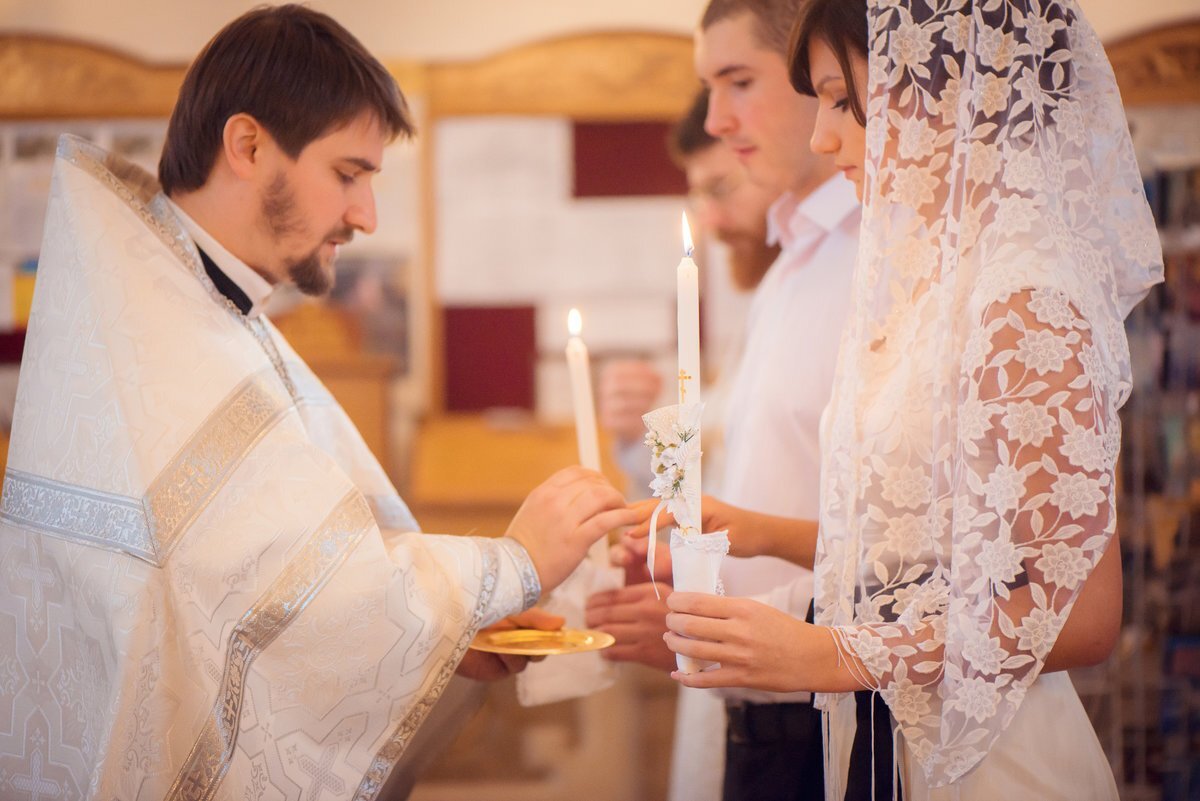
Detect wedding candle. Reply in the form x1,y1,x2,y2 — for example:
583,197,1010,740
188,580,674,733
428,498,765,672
565,308,608,564
565,308,601,471
677,213,702,528
677,213,701,409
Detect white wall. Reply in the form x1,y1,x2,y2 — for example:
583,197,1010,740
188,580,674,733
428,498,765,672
1,0,1195,64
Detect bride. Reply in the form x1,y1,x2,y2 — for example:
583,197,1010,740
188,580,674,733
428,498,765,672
644,0,1164,797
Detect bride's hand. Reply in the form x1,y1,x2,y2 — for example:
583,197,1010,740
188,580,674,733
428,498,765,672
662,593,862,694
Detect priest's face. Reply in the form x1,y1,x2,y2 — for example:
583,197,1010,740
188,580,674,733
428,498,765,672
257,113,385,295
695,12,821,195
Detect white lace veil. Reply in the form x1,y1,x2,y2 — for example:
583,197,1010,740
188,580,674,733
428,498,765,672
812,0,1163,788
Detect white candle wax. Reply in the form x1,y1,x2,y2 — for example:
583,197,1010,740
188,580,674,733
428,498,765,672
565,309,607,564
677,214,702,528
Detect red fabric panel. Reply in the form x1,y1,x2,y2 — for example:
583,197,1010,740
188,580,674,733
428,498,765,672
573,121,688,198
443,306,537,412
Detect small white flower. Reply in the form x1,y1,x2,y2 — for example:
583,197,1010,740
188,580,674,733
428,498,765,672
897,116,938,161
1050,100,1087,146
1118,218,1162,268
937,77,965,124
1015,329,1072,375
1028,288,1075,330
884,513,933,561
977,25,1018,71
976,535,1024,585
1049,472,1107,519
966,141,1002,185
982,463,1026,516
892,235,940,281
1015,607,1064,659
889,19,936,70
842,628,891,681
948,675,1001,723
1061,426,1108,472
976,71,1012,118
961,630,1006,675
1036,541,1092,590
1001,401,1054,447
881,465,933,510
1003,147,1045,193
1024,12,1065,53
890,164,941,208
993,195,1042,234
889,677,932,725
943,13,972,53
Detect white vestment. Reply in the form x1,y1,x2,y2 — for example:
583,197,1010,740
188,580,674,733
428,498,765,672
0,136,541,801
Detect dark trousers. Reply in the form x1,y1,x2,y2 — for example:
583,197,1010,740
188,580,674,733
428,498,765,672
844,691,901,801
722,700,825,801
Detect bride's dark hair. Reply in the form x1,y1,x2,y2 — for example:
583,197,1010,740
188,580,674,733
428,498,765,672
787,0,869,126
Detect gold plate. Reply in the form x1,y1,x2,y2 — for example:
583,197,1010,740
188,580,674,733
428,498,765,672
469,628,615,656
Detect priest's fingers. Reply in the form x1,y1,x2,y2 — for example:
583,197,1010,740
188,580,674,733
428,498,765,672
509,608,565,631
544,465,598,488
576,506,642,546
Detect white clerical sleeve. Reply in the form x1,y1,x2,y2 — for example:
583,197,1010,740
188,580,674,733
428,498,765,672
387,533,541,628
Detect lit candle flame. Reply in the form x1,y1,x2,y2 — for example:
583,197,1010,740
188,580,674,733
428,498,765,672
681,212,694,257
567,307,582,337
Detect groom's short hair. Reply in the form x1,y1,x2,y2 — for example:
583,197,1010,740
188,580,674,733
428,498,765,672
700,0,805,56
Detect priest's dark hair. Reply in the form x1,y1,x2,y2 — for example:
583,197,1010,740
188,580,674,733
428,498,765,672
668,89,719,167
159,4,414,195
787,0,869,126
700,0,805,56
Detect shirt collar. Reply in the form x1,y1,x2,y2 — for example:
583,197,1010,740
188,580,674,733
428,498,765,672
766,174,860,250
166,198,275,319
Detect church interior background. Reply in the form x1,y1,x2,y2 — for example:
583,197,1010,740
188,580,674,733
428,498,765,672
1,0,1198,798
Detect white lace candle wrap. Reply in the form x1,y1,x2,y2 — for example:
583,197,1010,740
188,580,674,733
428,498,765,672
670,528,730,674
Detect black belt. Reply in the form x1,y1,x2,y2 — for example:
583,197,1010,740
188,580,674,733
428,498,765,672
726,701,819,745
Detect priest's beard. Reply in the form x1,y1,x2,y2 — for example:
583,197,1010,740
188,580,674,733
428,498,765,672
261,172,354,296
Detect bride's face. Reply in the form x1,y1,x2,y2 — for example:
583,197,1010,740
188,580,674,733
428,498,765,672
807,38,868,201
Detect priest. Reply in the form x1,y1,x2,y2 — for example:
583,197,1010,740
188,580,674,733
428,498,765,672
0,6,636,800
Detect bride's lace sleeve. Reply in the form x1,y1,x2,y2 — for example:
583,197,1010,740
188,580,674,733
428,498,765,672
832,286,1117,779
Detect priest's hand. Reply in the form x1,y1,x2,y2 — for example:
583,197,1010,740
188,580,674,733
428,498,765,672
585,583,676,672
598,359,662,445
456,608,566,682
662,593,863,694
506,466,641,592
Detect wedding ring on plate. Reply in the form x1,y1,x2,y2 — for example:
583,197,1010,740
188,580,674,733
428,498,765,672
469,628,615,656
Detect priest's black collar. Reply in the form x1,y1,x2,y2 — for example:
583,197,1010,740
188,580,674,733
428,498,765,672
196,247,253,316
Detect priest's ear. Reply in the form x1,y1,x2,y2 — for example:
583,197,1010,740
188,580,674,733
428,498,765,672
221,113,275,181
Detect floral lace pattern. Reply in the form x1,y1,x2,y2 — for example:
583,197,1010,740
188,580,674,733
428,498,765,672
812,0,1163,788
